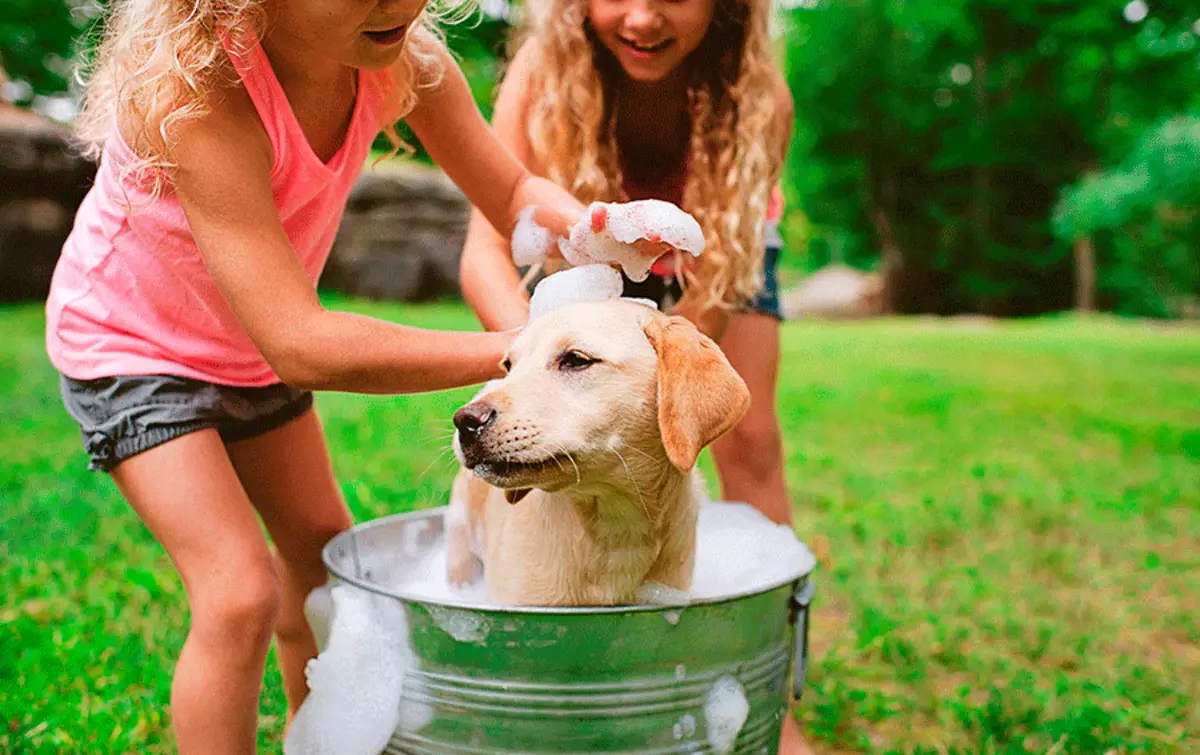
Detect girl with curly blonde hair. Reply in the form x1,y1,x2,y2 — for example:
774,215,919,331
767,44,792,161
460,3,804,738
461,8,806,743
46,0,589,748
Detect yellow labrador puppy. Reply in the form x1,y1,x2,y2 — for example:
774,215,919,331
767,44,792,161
446,299,750,606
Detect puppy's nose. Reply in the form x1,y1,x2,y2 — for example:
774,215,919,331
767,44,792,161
454,402,496,448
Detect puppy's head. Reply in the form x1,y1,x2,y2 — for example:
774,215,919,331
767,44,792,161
453,299,750,502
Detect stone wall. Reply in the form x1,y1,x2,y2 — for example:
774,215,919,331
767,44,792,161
0,115,469,305
321,161,471,302
781,264,885,320
0,106,96,301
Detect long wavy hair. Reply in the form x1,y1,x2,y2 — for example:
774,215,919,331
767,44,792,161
75,0,465,198
519,0,788,312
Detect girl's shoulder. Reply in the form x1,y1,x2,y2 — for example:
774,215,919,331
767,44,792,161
764,68,794,157
502,38,543,89
489,39,544,170
768,69,794,125
114,68,271,179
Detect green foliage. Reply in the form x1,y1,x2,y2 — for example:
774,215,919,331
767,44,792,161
780,0,1200,316
376,13,513,162
3,300,1199,752
0,0,93,99
1053,116,1200,316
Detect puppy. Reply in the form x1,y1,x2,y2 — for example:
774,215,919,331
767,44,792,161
446,299,750,606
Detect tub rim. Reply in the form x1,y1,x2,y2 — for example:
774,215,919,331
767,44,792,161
322,506,816,616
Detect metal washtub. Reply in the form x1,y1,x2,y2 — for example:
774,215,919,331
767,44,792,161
323,508,815,754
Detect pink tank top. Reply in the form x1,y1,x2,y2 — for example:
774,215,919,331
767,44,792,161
46,38,385,386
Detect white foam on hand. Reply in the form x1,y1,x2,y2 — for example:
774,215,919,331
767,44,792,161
511,200,705,281
566,200,705,281
527,264,624,322
511,206,554,267
285,585,413,755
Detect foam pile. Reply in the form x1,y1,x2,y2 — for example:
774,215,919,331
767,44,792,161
704,675,750,754
284,585,414,755
526,264,625,322
690,501,816,600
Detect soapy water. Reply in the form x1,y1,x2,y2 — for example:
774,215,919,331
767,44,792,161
289,503,813,755
399,500,814,606
512,199,705,281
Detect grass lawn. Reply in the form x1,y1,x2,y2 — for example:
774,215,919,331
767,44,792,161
1,298,1197,754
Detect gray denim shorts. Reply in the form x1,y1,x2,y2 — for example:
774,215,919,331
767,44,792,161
60,374,314,472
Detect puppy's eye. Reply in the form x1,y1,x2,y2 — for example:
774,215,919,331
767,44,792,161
501,358,512,373
557,350,598,372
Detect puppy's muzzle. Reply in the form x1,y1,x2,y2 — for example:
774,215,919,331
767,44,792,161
453,401,496,466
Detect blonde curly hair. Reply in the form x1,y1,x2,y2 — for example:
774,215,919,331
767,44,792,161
519,0,788,312
75,0,466,198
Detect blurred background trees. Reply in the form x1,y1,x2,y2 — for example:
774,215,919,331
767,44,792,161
4,0,1198,317
781,0,1200,317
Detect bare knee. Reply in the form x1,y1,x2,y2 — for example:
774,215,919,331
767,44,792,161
190,565,281,655
275,508,352,589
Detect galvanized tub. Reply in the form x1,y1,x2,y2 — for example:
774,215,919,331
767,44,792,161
323,507,815,754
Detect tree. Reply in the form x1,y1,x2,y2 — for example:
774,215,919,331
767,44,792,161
0,0,93,101
1054,116,1200,317
781,0,1200,316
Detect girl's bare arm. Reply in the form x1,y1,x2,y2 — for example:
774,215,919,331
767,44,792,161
170,85,510,394
409,42,546,332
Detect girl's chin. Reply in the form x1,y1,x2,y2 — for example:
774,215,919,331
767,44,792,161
617,59,677,83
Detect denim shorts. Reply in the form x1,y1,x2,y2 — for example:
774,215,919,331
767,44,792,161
60,374,314,472
621,244,783,320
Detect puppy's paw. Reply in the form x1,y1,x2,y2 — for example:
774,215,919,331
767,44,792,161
447,552,484,589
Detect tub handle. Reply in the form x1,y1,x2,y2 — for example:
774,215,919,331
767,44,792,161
791,578,815,702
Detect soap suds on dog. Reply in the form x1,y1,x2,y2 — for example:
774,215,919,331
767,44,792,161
527,264,624,322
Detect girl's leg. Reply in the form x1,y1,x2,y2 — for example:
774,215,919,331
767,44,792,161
780,711,815,755
110,429,280,755
712,313,813,753
712,312,791,525
225,408,352,719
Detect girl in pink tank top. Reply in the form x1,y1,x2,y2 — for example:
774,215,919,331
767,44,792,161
44,0,591,748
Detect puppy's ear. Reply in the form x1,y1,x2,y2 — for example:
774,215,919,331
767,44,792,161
643,315,751,472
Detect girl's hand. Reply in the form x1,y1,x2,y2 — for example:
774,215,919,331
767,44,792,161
510,176,586,259
585,203,684,263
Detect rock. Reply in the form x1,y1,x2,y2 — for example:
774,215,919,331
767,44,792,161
781,264,884,320
0,105,96,302
321,161,470,302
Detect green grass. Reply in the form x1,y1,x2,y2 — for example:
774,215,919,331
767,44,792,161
2,300,1198,754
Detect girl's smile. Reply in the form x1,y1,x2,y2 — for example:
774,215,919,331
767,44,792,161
618,35,676,62
265,0,427,72
589,0,715,82
362,24,409,47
